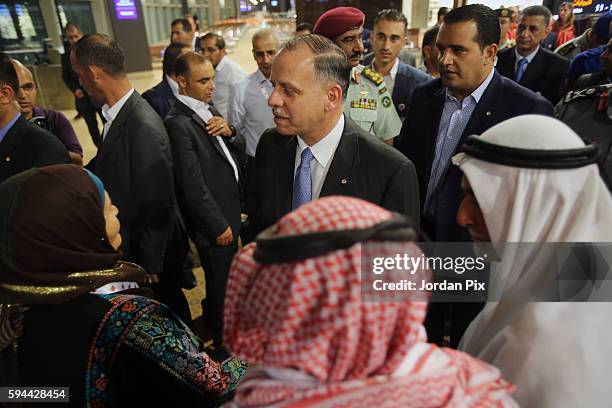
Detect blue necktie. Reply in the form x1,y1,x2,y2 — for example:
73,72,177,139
292,147,315,210
515,58,528,83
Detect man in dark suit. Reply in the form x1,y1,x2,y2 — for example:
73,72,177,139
142,42,190,119
397,4,554,347
71,34,191,322
496,5,569,105
250,34,420,236
165,52,242,346
370,9,430,122
0,55,69,183
61,22,102,147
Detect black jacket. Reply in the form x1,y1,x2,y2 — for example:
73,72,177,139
142,79,176,120
164,100,243,246
250,115,420,235
0,115,70,184
497,46,569,105
88,92,175,275
398,72,554,241
392,60,430,120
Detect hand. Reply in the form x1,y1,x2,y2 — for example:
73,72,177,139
216,226,233,246
143,274,160,285
74,89,84,99
207,117,233,137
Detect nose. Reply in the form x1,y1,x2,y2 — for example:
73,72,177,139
355,37,365,53
382,37,391,50
268,86,281,108
440,49,452,67
456,197,475,228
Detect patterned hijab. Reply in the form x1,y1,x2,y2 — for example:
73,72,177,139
224,196,517,407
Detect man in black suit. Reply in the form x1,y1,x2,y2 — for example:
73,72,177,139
397,4,554,347
61,22,102,147
250,34,419,236
0,55,70,183
496,5,569,105
165,52,242,346
370,9,430,121
142,42,190,119
71,34,191,321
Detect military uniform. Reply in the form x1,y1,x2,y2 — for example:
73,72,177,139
554,29,590,61
344,65,402,142
556,81,612,189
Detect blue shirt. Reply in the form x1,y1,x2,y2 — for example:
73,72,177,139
425,68,495,212
568,46,605,82
0,113,21,144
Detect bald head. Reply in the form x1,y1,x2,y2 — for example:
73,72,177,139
10,59,36,118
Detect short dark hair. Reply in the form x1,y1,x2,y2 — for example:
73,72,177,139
171,18,192,33
296,22,313,33
72,34,125,77
438,7,450,18
281,34,351,99
163,42,190,76
422,25,439,48
174,51,211,79
374,9,408,32
443,4,500,50
200,32,225,50
0,53,18,95
65,21,81,33
520,5,552,26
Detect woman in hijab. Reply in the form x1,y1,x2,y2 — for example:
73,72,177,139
223,196,517,407
454,115,612,407
0,164,246,407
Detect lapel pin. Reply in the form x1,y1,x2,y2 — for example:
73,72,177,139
399,103,406,112
4,156,11,162
486,111,491,116
341,178,348,185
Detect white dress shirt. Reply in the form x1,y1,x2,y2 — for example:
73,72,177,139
176,94,239,182
227,69,275,157
101,87,135,140
372,58,400,94
212,56,247,119
166,75,179,96
514,45,539,74
294,114,345,200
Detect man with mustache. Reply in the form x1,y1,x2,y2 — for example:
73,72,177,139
396,4,554,347
164,52,242,349
249,34,419,237
313,7,402,145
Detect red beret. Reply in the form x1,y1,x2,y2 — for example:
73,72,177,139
313,7,365,39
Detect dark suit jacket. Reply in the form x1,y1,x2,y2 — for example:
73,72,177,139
142,80,176,120
164,100,243,247
392,60,430,120
89,92,176,275
497,46,569,105
250,115,420,235
0,115,70,183
398,72,554,241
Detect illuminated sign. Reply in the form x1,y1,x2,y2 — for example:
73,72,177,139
115,0,138,20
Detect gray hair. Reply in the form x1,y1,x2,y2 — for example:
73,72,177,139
280,34,350,99
252,28,280,48
520,5,552,26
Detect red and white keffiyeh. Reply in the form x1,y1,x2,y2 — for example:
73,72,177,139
224,197,516,407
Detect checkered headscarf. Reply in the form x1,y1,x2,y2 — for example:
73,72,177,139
224,196,516,407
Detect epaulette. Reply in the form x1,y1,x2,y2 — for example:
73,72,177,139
562,83,612,104
361,67,385,86
557,41,576,57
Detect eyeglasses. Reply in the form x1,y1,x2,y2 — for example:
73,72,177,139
19,83,36,92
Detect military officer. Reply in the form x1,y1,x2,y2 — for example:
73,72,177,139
497,7,515,51
555,28,592,61
313,6,402,145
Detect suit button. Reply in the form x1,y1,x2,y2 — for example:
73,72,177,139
341,178,348,184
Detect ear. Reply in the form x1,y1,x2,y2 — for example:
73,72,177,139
88,65,102,83
484,43,498,65
324,83,343,112
0,84,14,105
370,30,375,43
422,45,431,59
544,23,552,36
176,74,187,90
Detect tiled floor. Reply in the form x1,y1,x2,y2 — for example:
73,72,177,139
58,23,267,320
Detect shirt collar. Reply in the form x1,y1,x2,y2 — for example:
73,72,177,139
0,112,20,144
254,68,270,85
370,58,400,80
102,88,135,123
216,56,228,72
515,45,539,63
166,75,180,96
176,94,212,120
446,67,494,104
297,114,344,169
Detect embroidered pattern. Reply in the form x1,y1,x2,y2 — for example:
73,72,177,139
85,294,245,407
